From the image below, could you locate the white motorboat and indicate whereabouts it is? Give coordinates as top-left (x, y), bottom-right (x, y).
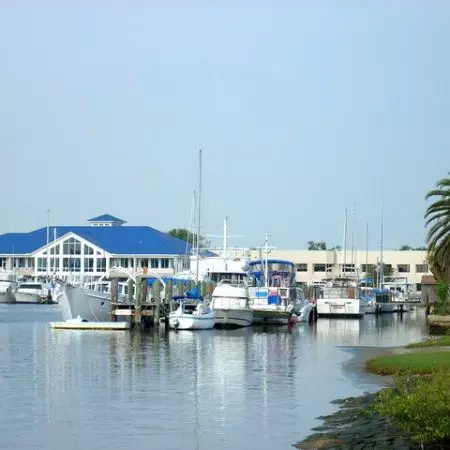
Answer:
top-left (0, 271), bottom-right (17, 304)
top-left (246, 257), bottom-right (301, 325)
top-left (15, 282), bottom-right (48, 304)
top-left (210, 280), bottom-right (253, 328)
top-left (316, 277), bottom-right (363, 318)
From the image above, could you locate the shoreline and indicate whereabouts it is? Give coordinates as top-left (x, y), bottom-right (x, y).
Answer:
top-left (293, 345), bottom-right (417, 449)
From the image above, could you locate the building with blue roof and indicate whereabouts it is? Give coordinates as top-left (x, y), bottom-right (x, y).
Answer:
top-left (0, 215), bottom-right (192, 279)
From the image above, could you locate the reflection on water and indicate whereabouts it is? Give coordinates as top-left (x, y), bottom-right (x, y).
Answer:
top-left (0, 305), bottom-right (429, 450)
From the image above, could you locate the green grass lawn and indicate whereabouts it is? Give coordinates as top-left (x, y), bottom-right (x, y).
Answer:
top-left (366, 351), bottom-right (450, 375)
top-left (406, 335), bottom-right (450, 348)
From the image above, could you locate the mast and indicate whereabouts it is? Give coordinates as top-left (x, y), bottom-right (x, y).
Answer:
top-left (379, 200), bottom-right (384, 289)
top-left (365, 222), bottom-right (369, 284)
top-left (351, 202), bottom-right (356, 275)
top-left (264, 233), bottom-right (269, 288)
top-left (46, 209), bottom-right (50, 277)
top-left (223, 216), bottom-right (228, 271)
top-left (342, 209), bottom-right (348, 276)
top-left (195, 148), bottom-right (202, 283)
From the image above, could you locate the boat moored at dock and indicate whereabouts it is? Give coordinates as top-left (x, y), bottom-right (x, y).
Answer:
top-left (210, 280), bottom-right (253, 328)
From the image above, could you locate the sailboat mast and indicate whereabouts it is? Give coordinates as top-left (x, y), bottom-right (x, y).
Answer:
top-left (379, 200), bottom-right (384, 289)
top-left (264, 233), bottom-right (269, 288)
top-left (365, 222), bottom-right (369, 284)
top-left (342, 209), bottom-right (348, 276)
top-left (195, 148), bottom-right (202, 283)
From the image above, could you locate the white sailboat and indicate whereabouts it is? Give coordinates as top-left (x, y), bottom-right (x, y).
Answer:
top-left (168, 148), bottom-right (215, 330)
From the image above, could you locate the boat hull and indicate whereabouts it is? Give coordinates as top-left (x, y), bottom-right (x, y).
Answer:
top-left (251, 308), bottom-right (290, 325)
top-left (296, 303), bottom-right (315, 322)
top-left (14, 292), bottom-right (43, 304)
top-left (213, 308), bottom-right (253, 328)
top-left (61, 285), bottom-right (112, 322)
top-left (0, 289), bottom-right (15, 304)
top-left (168, 313), bottom-right (215, 330)
top-left (316, 299), bottom-right (362, 317)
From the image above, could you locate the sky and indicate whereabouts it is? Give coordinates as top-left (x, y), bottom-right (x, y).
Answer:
top-left (0, 1), bottom-right (449, 250)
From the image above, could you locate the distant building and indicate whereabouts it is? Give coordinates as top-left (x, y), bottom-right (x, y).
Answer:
top-left (0, 214), bottom-right (191, 279)
top-left (209, 247), bottom-right (432, 293)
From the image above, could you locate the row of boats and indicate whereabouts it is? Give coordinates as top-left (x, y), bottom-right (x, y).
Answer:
top-left (1, 258), bottom-right (416, 331)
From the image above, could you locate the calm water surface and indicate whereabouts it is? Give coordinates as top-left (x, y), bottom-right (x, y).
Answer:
top-left (0, 305), bottom-right (428, 450)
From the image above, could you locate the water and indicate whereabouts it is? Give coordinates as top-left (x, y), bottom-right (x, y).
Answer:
top-left (0, 305), bottom-right (428, 450)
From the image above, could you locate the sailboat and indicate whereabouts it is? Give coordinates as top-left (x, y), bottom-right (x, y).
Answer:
top-left (168, 148), bottom-right (215, 330)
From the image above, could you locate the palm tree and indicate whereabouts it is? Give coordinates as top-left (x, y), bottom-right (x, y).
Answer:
top-left (425, 174), bottom-right (450, 281)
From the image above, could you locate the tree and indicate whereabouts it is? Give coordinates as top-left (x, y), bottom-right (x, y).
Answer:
top-left (424, 174), bottom-right (450, 282)
top-left (307, 241), bottom-right (327, 250)
top-left (168, 228), bottom-right (204, 246)
top-left (398, 245), bottom-right (427, 251)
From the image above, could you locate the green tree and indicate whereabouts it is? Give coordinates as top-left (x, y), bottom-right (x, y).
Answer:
top-left (168, 228), bottom-right (203, 246)
top-left (425, 174), bottom-right (450, 282)
top-left (307, 241), bottom-right (327, 250)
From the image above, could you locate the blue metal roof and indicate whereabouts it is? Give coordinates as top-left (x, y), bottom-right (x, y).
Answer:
top-left (87, 214), bottom-right (125, 223)
top-left (0, 226), bottom-right (192, 255)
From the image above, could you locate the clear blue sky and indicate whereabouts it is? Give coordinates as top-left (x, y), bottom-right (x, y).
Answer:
top-left (1, 1), bottom-right (448, 250)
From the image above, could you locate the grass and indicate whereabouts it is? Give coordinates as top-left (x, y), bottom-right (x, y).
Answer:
top-left (367, 344), bottom-right (450, 446)
top-left (372, 374), bottom-right (450, 445)
top-left (366, 351), bottom-right (450, 375)
top-left (406, 335), bottom-right (450, 348)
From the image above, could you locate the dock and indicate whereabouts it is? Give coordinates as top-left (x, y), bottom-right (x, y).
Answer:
top-left (50, 321), bottom-right (130, 330)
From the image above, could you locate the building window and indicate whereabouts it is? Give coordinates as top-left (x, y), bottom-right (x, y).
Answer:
top-left (120, 258), bottom-right (129, 268)
top-left (50, 258), bottom-right (60, 272)
top-left (416, 264), bottom-right (429, 273)
top-left (0, 258), bottom-right (6, 269)
top-left (150, 258), bottom-right (159, 269)
top-left (397, 264), bottom-right (410, 273)
top-left (342, 264), bottom-right (356, 273)
top-left (28, 258), bottom-right (34, 268)
top-left (50, 244), bottom-right (60, 255)
top-left (84, 245), bottom-right (94, 255)
top-left (37, 258), bottom-right (47, 272)
top-left (161, 258), bottom-right (169, 269)
top-left (63, 237), bottom-right (81, 255)
top-left (18, 258), bottom-right (26, 268)
top-left (63, 258), bottom-right (81, 272)
top-left (85, 258), bottom-right (94, 272)
top-left (296, 264), bottom-right (308, 272)
top-left (313, 264), bottom-right (328, 272)
top-left (416, 283), bottom-right (422, 292)
top-left (140, 259), bottom-right (149, 268)
top-left (96, 258), bottom-right (107, 272)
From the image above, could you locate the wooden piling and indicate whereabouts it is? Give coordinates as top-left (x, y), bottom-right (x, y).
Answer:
top-left (154, 280), bottom-right (161, 326)
top-left (110, 278), bottom-right (118, 321)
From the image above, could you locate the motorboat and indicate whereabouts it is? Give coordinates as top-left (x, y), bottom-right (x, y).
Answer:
top-left (210, 280), bottom-right (253, 328)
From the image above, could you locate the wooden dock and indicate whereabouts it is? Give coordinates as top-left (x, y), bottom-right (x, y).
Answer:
top-left (50, 321), bottom-right (130, 330)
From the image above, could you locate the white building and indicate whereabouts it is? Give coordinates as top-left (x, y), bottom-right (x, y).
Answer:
top-left (0, 214), bottom-right (191, 280)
